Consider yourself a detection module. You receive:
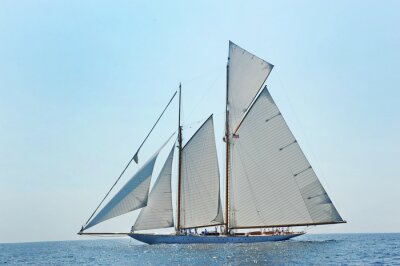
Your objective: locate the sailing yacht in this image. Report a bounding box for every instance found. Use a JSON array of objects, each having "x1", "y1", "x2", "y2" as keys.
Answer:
[{"x1": 78, "y1": 41, "x2": 345, "y2": 244}]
